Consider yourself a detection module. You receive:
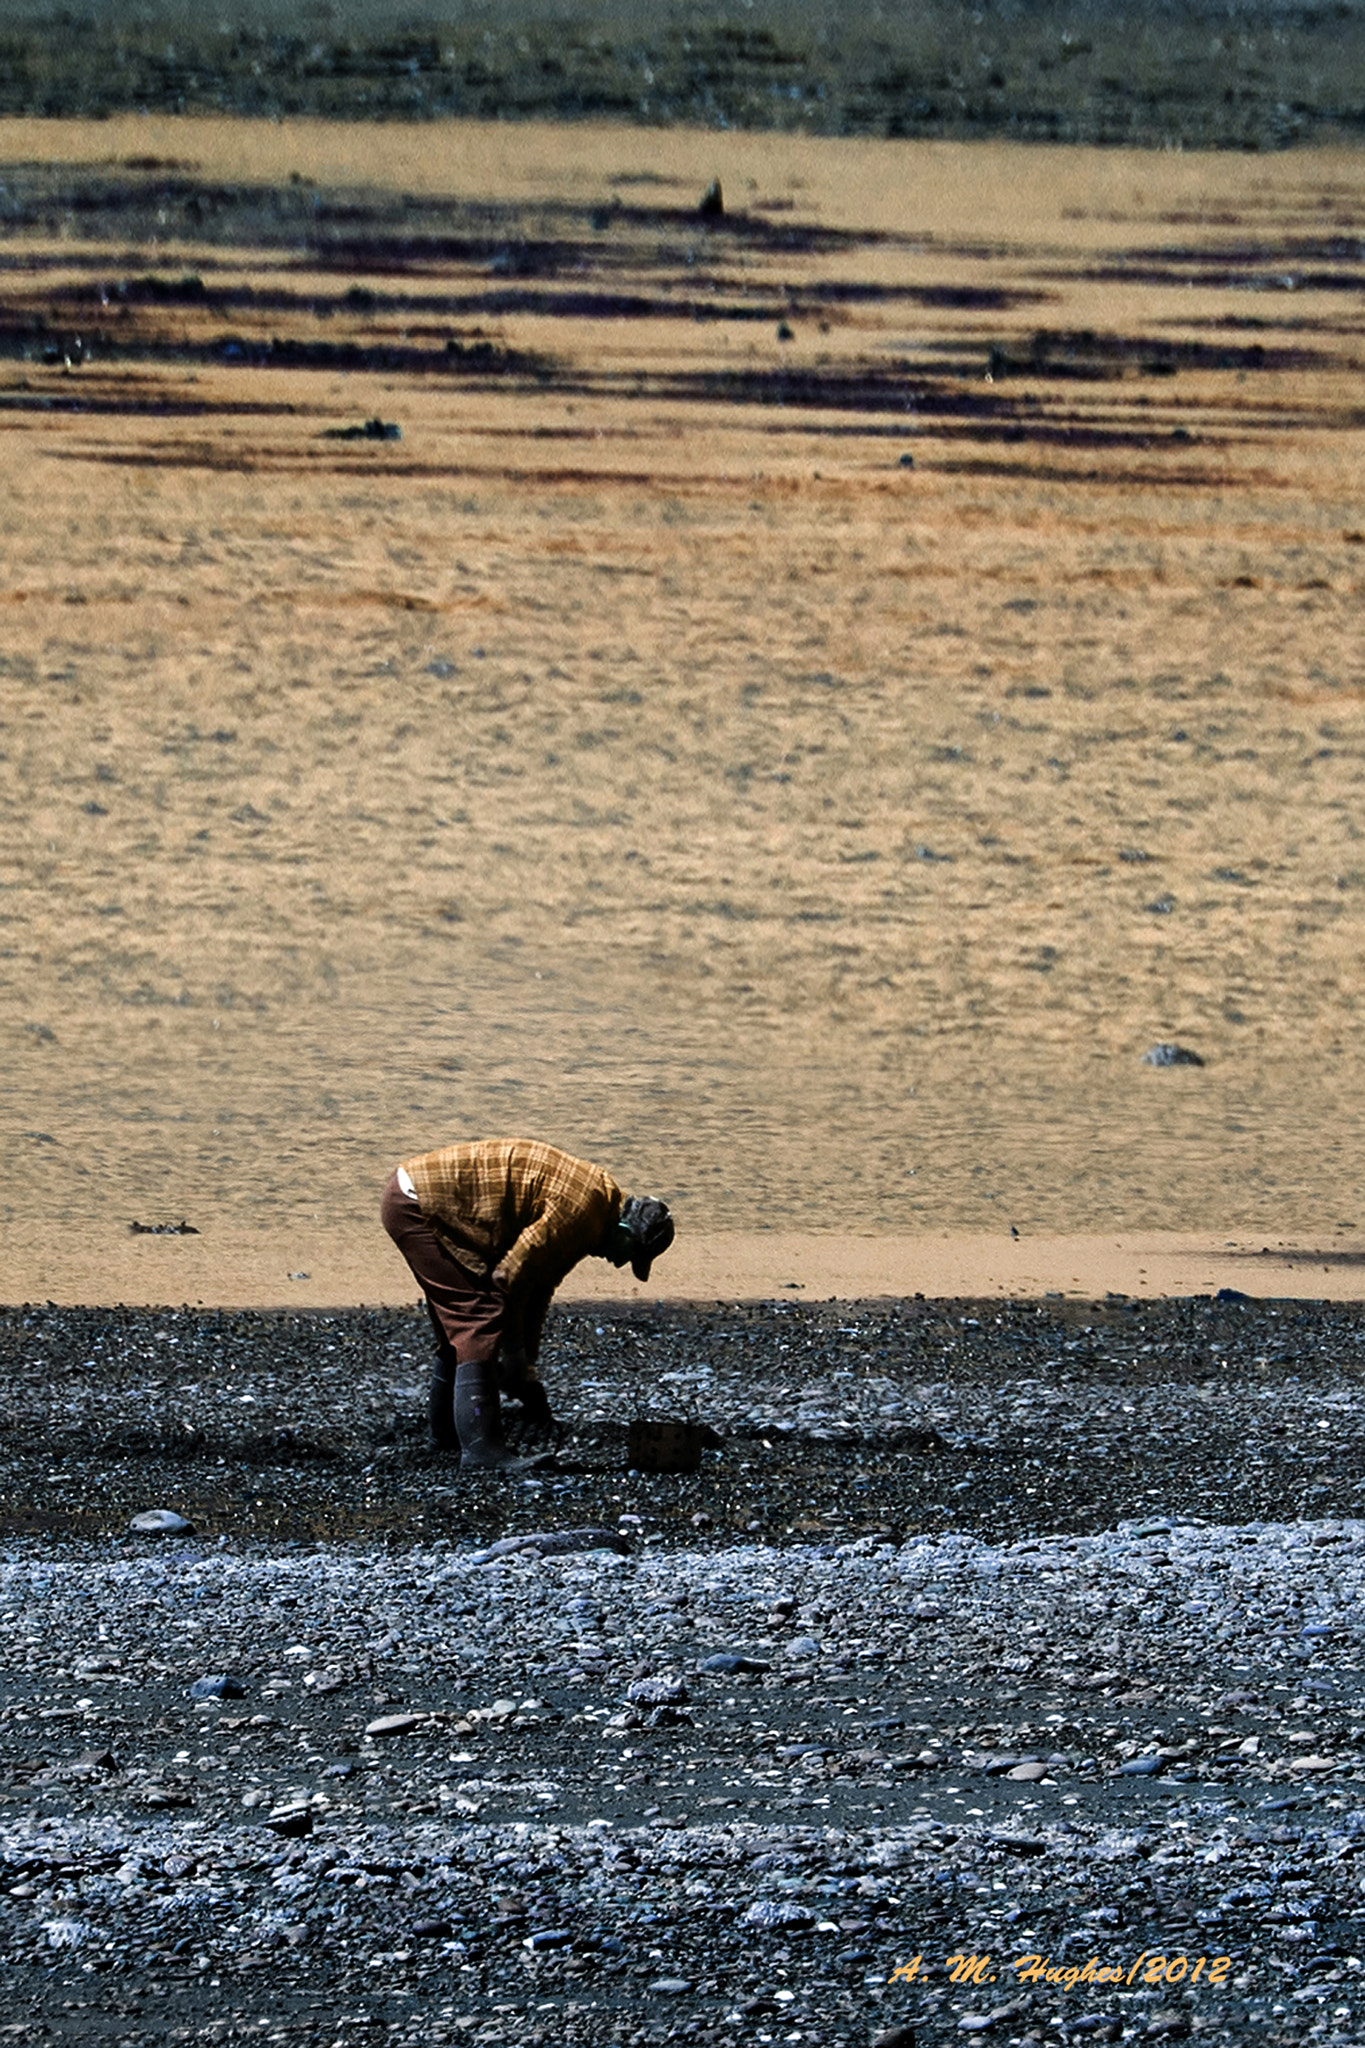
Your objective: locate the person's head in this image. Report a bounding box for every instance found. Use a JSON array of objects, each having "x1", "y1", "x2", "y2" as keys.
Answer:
[{"x1": 602, "y1": 1195, "x2": 675, "y2": 1281}]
